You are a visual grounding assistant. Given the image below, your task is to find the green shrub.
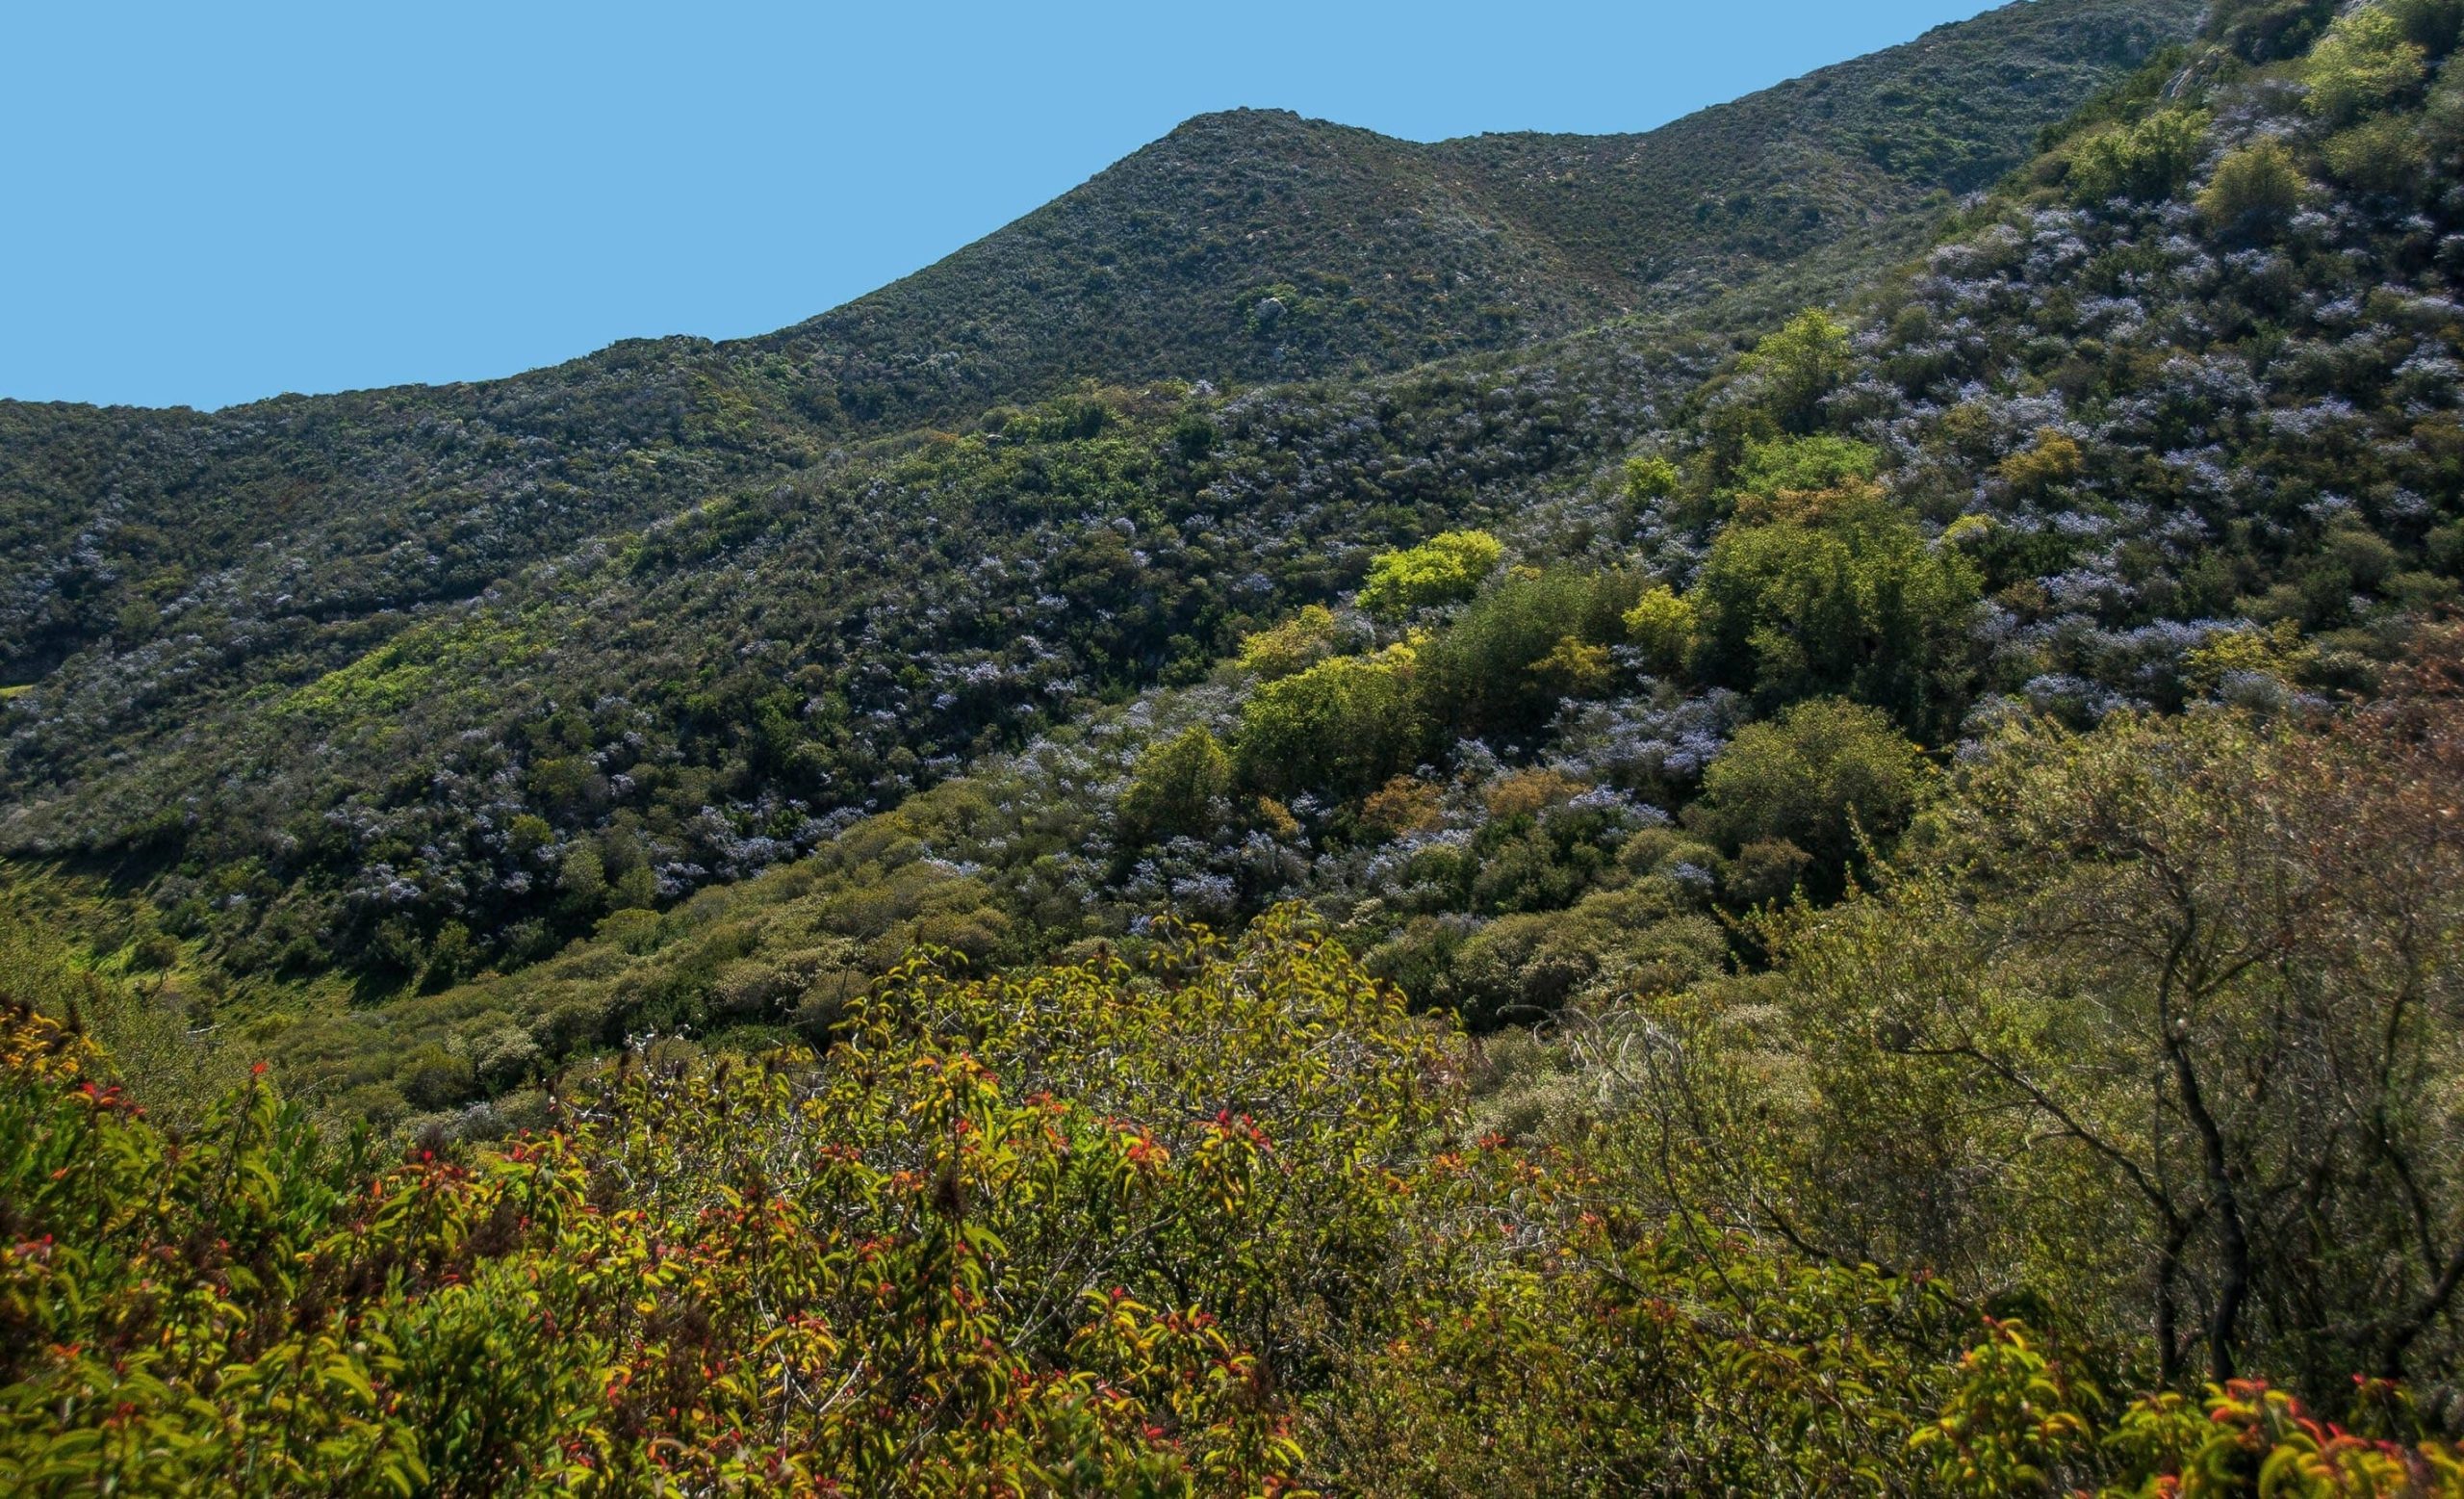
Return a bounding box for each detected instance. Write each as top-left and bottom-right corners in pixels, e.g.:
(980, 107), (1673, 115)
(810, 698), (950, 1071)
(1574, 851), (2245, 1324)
(2198, 138), (2308, 236)
(1235, 649), (1425, 801)
(2066, 108), (2210, 204)
(594, 907), (663, 955)
(1733, 433), (1882, 499)
(1356, 530), (1504, 619)
(1688, 491), (1981, 737)
(1740, 309), (1855, 434)
(1118, 726), (1236, 848)
(1418, 570), (1641, 738)
(397, 1044), (475, 1110)
(1622, 452), (1681, 503)
(1428, 885), (1728, 1028)
(2307, 4), (2431, 123)
(1685, 697), (1933, 893)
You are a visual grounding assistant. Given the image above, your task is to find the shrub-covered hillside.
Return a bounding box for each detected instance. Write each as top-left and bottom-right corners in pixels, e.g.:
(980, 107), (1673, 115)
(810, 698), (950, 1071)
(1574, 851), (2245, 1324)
(0, 0), (2202, 1003)
(18, 2), (2464, 1488)
(756, 0), (2198, 415)
(10, 672), (2464, 1492)
(0, 337), (1721, 993)
(0, 0), (2193, 695)
(16, 0), (2464, 1115)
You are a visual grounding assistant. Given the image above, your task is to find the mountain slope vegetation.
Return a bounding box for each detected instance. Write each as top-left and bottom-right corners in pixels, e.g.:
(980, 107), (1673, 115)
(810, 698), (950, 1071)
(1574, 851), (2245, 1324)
(16, 0), (2464, 1491)
(757, 0), (2197, 413)
(0, 0), (2201, 1000)
(0, 0), (2192, 691)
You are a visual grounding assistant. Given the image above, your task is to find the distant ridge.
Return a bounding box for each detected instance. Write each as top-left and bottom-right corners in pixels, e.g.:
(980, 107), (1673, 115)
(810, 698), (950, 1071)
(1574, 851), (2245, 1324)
(756, 0), (2200, 425)
(0, 0), (2199, 690)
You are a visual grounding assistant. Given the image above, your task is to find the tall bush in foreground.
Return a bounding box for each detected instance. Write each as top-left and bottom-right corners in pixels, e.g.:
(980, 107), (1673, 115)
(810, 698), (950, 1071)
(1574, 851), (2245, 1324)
(1651, 693), (2464, 1403)
(0, 913), (1448, 1496)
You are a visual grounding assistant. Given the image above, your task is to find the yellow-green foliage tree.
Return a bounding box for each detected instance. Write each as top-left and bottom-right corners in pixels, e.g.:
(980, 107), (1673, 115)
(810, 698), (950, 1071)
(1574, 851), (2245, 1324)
(2306, 2), (2433, 124)
(0, 913), (1446, 1496)
(2065, 107), (2210, 203)
(1237, 603), (1345, 681)
(1739, 310), (1855, 435)
(1654, 692), (2464, 1402)
(1686, 487), (1981, 738)
(1118, 725), (1236, 849)
(1235, 649), (1426, 801)
(1355, 530), (1504, 620)
(1622, 453), (1681, 504)
(1623, 585), (1698, 675)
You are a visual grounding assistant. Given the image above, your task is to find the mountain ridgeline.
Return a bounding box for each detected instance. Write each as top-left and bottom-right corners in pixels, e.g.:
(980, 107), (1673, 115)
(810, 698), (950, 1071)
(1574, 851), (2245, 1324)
(20, 0), (2464, 1491)
(758, 0), (2197, 413)
(0, 0), (2198, 989)
(0, 0), (2191, 689)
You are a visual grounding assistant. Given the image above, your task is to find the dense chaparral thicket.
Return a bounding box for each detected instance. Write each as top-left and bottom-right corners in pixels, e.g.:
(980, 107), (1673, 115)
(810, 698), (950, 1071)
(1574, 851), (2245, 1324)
(0, 0), (2194, 679)
(15, 0), (2464, 1491)
(0, 0), (2196, 986)
(16, 0), (2457, 1133)
(10, 680), (2464, 1494)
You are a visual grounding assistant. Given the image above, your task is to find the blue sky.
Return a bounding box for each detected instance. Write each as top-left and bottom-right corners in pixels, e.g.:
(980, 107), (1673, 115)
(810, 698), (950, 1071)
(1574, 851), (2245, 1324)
(4, 1), (2010, 410)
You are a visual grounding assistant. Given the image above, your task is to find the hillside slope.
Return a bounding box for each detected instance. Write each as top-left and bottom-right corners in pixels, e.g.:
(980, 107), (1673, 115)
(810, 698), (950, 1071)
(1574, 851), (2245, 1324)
(36, 0), (2463, 1114)
(759, 0), (2195, 411)
(17, 2), (2464, 1489)
(0, 0), (2195, 689)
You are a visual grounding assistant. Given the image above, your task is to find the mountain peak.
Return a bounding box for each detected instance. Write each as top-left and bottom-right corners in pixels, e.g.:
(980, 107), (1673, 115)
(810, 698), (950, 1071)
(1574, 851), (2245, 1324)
(753, 0), (2199, 426)
(0, 0), (2203, 694)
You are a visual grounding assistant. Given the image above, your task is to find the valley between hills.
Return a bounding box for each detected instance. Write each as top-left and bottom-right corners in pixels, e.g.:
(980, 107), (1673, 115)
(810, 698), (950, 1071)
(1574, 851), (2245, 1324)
(13, 1), (2464, 1491)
